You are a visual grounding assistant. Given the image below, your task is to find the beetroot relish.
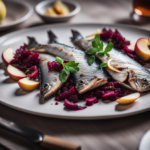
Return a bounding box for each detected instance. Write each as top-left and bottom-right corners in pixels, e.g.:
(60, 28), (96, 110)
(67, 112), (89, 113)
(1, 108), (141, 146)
(55, 79), (131, 110)
(122, 47), (145, 66)
(10, 44), (40, 80)
(47, 60), (69, 72)
(100, 28), (145, 65)
(64, 99), (86, 110)
(100, 28), (130, 49)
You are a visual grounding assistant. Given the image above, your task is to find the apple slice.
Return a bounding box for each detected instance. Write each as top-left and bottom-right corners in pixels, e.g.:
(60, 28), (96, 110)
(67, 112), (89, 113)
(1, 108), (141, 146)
(2, 47), (14, 65)
(7, 65), (26, 81)
(127, 43), (135, 50)
(116, 92), (140, 104)
(18, 77), (39, 91)
(135, 38), (150, 61)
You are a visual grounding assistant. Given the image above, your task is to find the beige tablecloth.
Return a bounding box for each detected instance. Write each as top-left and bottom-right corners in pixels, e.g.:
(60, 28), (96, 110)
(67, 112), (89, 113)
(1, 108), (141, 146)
(0, 0), (150, 150)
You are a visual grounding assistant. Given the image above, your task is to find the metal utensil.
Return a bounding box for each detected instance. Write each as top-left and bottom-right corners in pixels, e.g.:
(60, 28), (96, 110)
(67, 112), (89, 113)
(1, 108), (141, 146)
(0, 117), (81, 150)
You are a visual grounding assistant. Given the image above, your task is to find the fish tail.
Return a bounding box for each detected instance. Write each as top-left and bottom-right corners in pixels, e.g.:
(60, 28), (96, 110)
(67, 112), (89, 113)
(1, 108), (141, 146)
(47, 30), (58, 44)
(71, 30), (83, 41)
(27, 37), (38, 50)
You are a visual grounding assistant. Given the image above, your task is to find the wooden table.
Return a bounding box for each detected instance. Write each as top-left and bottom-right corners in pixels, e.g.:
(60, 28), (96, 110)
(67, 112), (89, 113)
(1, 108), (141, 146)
(0, 0), (150, 150)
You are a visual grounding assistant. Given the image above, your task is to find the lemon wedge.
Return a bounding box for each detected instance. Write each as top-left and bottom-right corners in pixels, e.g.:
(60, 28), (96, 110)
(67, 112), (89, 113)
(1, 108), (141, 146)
(0, 0), (6, 23)
(116, 92), (140, 104)
(107, 58), (121, 73)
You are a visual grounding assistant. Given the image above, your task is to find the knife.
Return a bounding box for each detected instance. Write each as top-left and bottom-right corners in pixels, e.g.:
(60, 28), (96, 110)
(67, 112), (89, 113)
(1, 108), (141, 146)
(0, 117), (81, 150)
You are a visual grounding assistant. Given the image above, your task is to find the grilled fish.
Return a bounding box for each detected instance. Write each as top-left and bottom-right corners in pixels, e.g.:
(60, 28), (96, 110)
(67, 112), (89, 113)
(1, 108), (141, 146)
(30, 40), (109, 94)
(39, 54), (69, 103)
(71, 30), (150, 92)
(27, 37), (68, 103)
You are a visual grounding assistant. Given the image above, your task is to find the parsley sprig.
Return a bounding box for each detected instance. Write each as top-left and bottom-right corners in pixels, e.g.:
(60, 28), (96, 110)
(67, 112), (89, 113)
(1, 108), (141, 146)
(55, 57), (79, 82)
(86, 35), (114, 68)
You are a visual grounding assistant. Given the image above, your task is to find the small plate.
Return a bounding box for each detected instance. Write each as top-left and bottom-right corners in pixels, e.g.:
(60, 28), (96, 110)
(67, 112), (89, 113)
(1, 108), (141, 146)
(0, 0), (33, 31)
(35, 0), (80, 23)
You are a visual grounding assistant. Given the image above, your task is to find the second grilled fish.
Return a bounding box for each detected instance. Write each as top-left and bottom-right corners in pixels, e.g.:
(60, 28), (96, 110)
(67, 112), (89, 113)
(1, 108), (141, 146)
(71, 30), (150, 92)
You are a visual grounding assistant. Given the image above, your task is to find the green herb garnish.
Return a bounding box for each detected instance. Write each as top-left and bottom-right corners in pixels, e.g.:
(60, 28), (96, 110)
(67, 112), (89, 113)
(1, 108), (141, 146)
(55, 57), (80, 82)
(25, 68), (29, 74)
(99, 62), (107, 68)
(86, 35), (114, 66)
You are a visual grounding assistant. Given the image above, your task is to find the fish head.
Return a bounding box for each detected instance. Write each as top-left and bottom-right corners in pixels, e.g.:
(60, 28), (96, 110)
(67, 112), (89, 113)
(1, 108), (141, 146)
(129, 70), (150, 92)
(40, 82), (53, 103)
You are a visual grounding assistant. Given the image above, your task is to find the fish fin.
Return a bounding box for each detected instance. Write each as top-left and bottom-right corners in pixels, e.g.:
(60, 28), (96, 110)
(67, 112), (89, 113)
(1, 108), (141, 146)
(118, 82), (135, 91)
(77, 78), (97, 94)
(47, 30), (59, 44)
(71, 30), (83, 41)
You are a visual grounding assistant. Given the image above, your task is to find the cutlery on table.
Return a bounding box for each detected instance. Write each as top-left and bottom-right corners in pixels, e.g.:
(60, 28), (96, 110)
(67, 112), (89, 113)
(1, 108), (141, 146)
(0, 117), (81, 150)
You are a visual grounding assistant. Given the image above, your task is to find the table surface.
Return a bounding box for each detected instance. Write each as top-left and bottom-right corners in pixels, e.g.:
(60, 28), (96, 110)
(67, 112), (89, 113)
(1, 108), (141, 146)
(0, 0), (150, 150)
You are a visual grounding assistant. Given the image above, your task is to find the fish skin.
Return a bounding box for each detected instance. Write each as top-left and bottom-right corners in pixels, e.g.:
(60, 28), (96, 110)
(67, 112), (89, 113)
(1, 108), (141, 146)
(71, 30), (150, 92)
(31, 43), (109, 94)
(39, 54), (69, 103)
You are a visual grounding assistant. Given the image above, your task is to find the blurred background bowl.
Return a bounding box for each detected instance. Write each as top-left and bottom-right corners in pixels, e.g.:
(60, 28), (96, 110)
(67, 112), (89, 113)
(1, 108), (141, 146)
(35, 0), (80, 23)
(0, 0), (32, 31)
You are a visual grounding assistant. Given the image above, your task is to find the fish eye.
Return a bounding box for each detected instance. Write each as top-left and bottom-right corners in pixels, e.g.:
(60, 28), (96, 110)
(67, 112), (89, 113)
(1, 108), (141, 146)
(79, 80), (85, 85)
(43, 83), (49, 90)
(142, 78), (149, 84)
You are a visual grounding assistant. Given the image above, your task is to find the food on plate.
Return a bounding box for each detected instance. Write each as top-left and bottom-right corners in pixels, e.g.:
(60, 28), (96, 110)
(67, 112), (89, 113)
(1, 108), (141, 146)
(100, 28), (130, 49)
(107, 58), (121, 73)
(116, 92), (140, 104)
(30, 31), (109, 94)
(18, 77), (39, 91)
(64, 99), (86, 110)
(0, 0), (6, 23)
(100, 28), (146, 65)
(39, 54), (69, 103)
(97, 46), (150, 92)
(71, 29), (150, 92)
(86, 97), (98, 106)
(9, 43), (40, 80)
(3, 28), (150, 111)
(2, 47), (14, 65)
(45, 0), (70, 17)
(7, 65), (26, 81)
(128, 43), (135, 50)
(86, 29), (101, 38)
(135, 38), (150, 61)
(122, 46), (145, 65)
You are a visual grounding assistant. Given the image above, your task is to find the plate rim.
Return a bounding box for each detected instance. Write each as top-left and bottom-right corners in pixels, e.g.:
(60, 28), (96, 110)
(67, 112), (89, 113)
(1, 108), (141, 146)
(0, 23), (150, 120)
(0, 22), (150, 40)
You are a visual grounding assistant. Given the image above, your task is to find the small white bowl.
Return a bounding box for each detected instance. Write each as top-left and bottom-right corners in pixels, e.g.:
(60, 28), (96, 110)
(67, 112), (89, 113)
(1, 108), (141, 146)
(35, 0), (80, 23)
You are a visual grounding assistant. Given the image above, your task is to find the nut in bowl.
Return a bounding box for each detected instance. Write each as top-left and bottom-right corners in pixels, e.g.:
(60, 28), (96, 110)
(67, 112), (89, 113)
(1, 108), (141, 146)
(35, 0), (80, 23)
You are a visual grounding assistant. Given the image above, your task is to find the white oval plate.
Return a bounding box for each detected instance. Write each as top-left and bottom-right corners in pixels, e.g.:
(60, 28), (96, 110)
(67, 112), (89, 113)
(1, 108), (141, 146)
(0, 0), (33, 31)
(0, 23), (150, 120)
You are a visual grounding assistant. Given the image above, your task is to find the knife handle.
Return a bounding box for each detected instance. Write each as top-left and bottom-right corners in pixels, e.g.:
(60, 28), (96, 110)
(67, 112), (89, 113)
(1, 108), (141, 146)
(40, 135), (81, 150)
